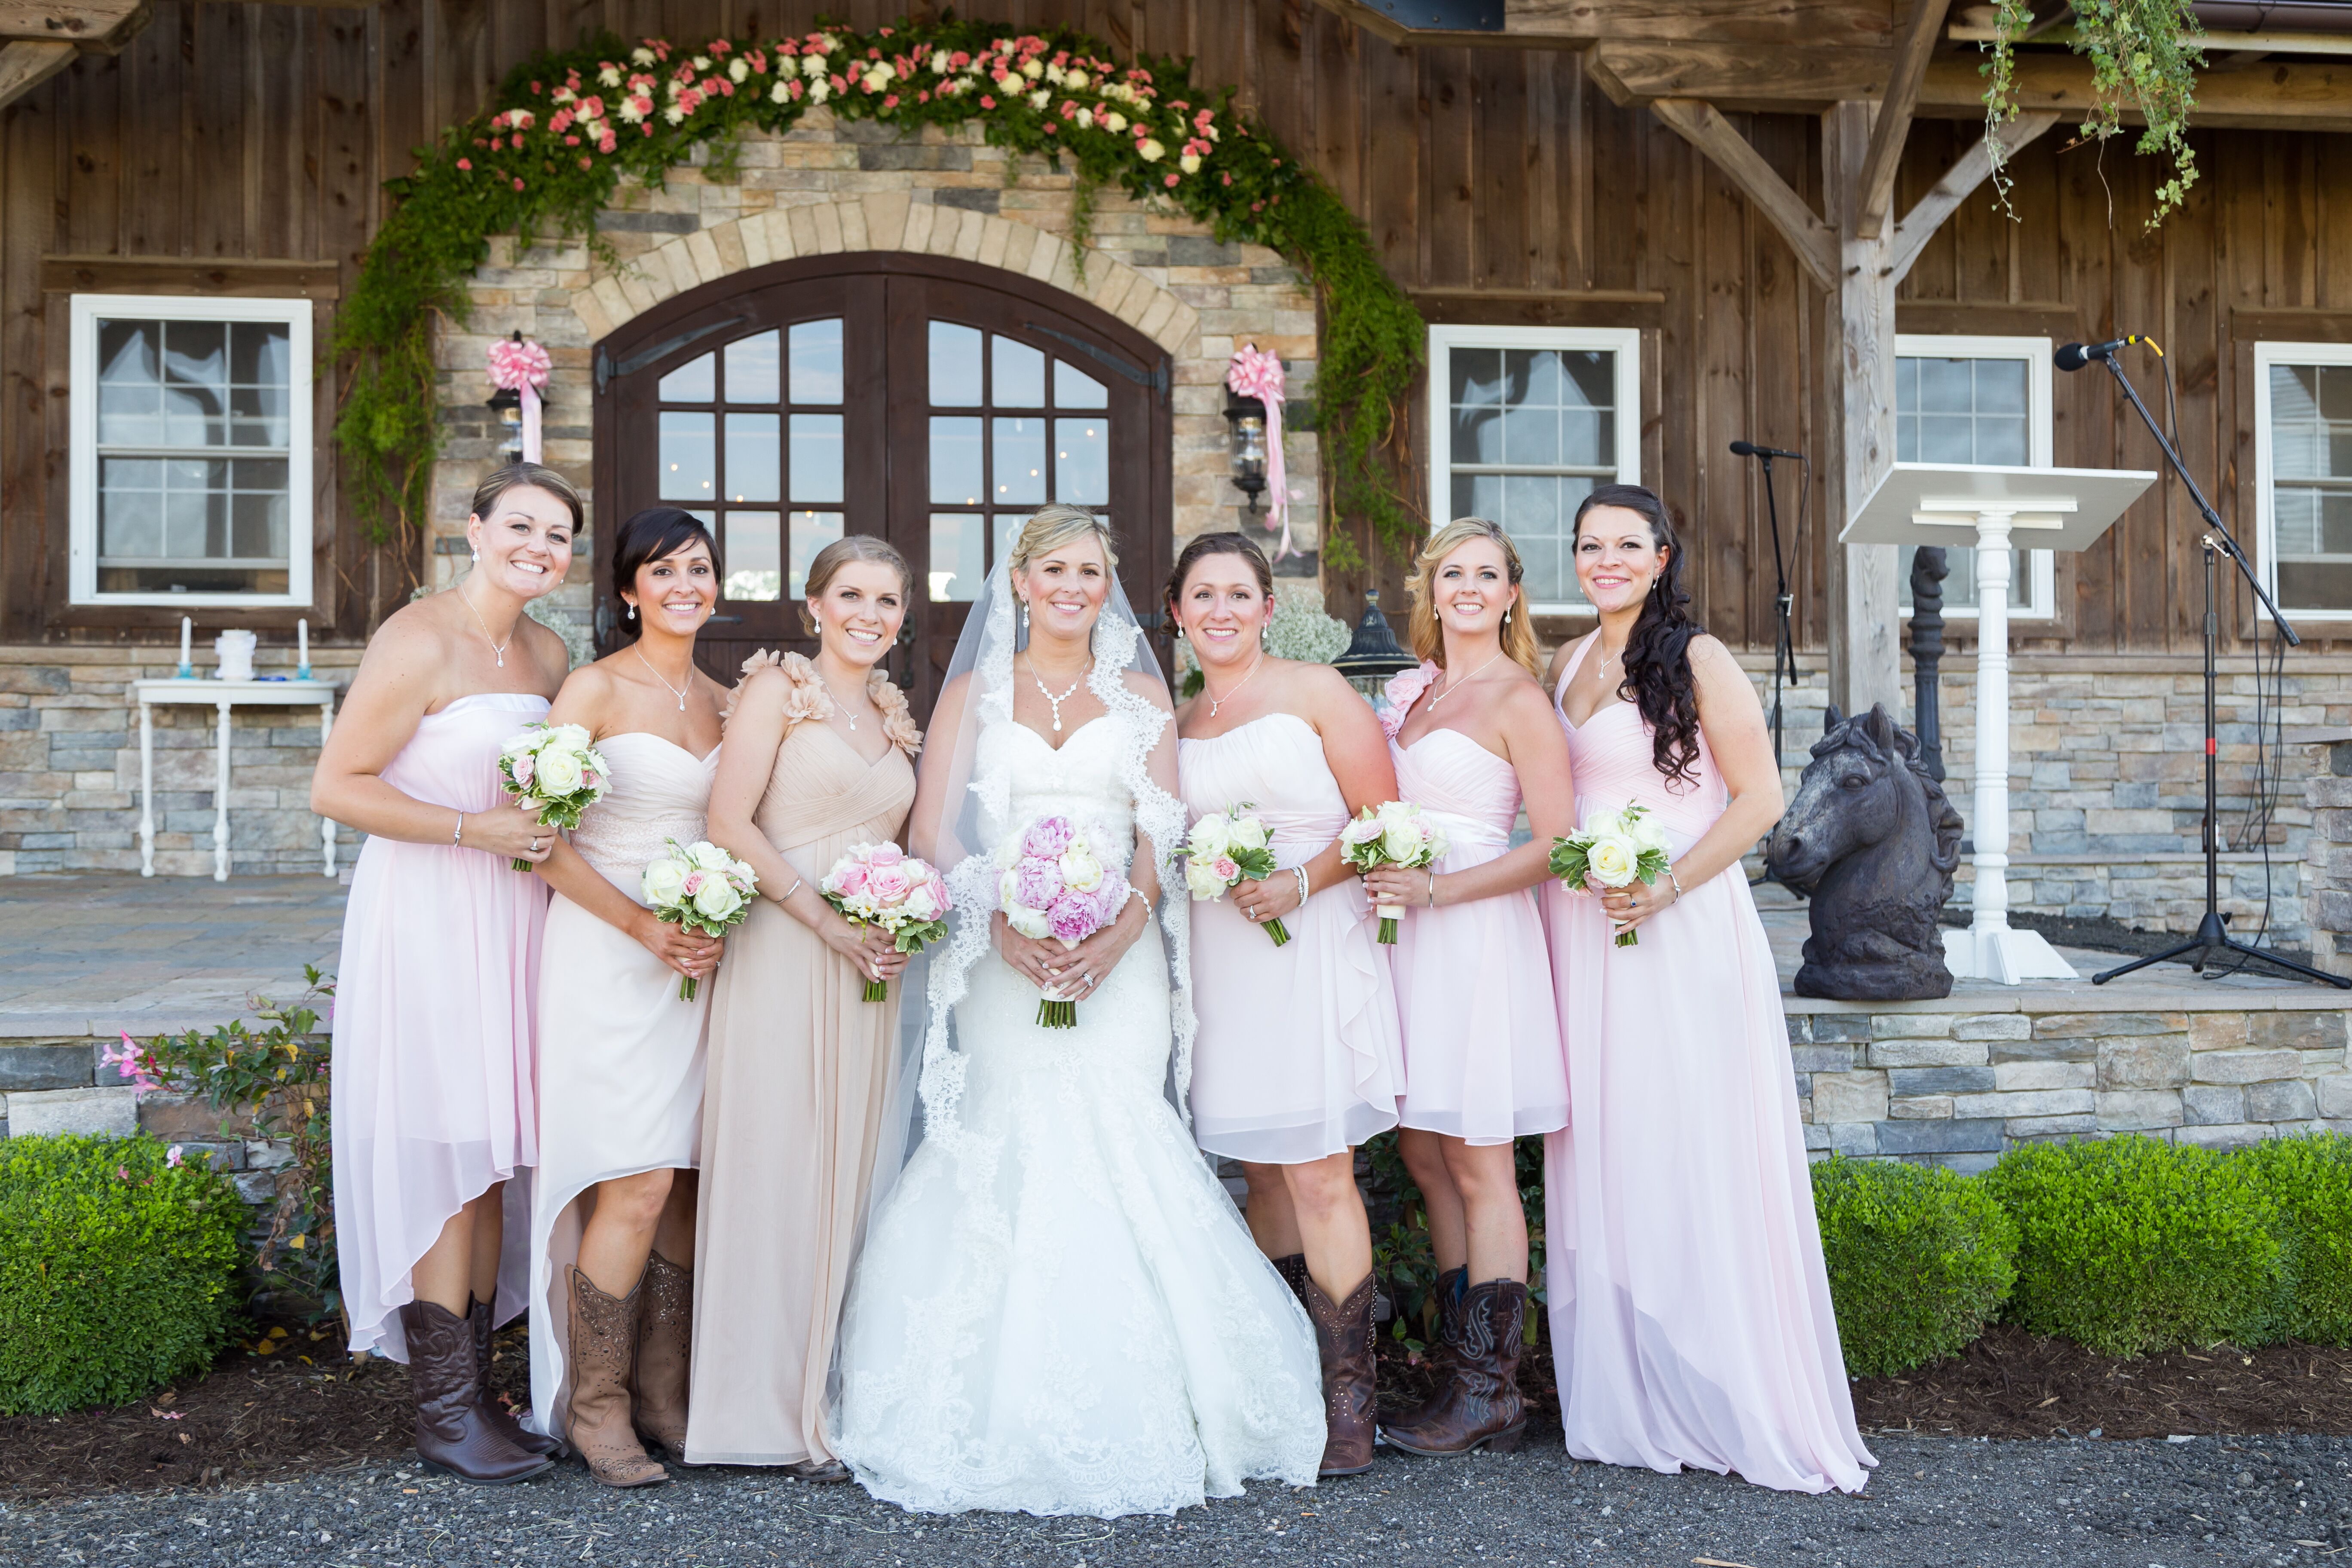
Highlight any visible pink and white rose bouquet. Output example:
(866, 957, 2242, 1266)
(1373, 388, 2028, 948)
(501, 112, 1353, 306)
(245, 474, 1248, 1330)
(641, 838, 758, 999)
(496, 722, 610, 871)
(1179, 805, 1288, 946)
(996, 813, 1129, 1029)
(820, 841, 952, 1002)
(1338, 801, 1449, 944)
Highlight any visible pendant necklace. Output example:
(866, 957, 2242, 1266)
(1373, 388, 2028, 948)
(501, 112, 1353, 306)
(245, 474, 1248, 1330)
(1427, 650, 1504, 712)
(1205, 649, 1265, 720)
(1028, 655, 1090, 732)
(1595, 643, 1626, 685)
(635, 645, 691, 713)
(461, 584, 513, 670)
(824, 676, 862, 731)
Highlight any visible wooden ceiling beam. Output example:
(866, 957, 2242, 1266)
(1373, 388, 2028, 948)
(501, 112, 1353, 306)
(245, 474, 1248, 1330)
(0, 2, 144, 46)
(1888, 110, 2060, 282)
(1853, 0, 1952, 240)
(1587, 39, 1893, 109)
(1917, 52, 2352, 131)
(0, 37, 73, 106)
(1650, 97, 1838, 290)
(1310, 0, 1899, 49)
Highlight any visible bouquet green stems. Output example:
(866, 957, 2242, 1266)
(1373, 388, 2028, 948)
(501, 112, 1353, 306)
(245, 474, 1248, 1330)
(1337, 802, 1449, 944)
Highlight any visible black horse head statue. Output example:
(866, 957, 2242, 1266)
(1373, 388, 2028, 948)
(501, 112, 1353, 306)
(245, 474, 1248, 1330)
(1765, 702, 1963, 1001)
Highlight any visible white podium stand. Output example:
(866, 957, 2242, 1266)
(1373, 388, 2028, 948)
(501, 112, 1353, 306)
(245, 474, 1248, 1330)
(1846, 462, 2154, 984)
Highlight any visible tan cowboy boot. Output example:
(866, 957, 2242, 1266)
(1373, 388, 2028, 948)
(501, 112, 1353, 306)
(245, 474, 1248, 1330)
(630, 1250, 692, 1459)
(564, 1266, 667, 1488)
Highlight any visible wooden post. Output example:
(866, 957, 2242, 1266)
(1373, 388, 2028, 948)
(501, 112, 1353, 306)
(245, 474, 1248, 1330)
(1825, 101, 1904, 720)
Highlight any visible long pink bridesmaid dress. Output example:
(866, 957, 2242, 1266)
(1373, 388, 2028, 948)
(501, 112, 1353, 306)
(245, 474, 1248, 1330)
(332, 692, 549, 1362)
(1542, 633, 1873, 1494)
(1384, 663, 1566, 1144)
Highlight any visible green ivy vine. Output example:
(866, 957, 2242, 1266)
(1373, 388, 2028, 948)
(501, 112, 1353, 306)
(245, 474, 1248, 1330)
(1981, 0, 2205, 223)
(334, 19, 1424, 570)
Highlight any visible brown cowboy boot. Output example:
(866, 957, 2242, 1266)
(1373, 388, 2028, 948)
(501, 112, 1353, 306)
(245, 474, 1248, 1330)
(1385, 1266, 1467, 1430)
(630, 1250, 692, 1459)
(1377, 1278, 1528, 1457)
(1304, 1271, 1379, 1476)
(398, 1299, 554, 1485)
(468, 1295, 561, 1459)
(1271, 1253, 1311, 1308)
(564, 1267, 667, 1488)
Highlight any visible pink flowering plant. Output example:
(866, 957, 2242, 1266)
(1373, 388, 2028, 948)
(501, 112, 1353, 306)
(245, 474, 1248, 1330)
(1179, 805, 1288, 947)
(640, 839, 759, 1000)
(495, 722, 610, 871)
(996, 814, 1128, 1029)
(820, 841, 952, 1002)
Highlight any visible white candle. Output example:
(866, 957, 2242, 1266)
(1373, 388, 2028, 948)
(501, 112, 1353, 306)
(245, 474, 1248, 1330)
(179, 617, 191, 673)
(297, 618, 309, 674)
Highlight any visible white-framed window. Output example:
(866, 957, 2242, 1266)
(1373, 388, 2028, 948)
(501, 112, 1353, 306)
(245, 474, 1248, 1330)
(1425, 324, 1640, 614)
(2254, 341, 2352, 621)
(69, 294, 313, 607)
(1893, 333, 2056, 619)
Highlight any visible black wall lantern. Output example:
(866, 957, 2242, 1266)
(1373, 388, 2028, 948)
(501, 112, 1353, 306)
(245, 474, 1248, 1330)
(1223, 384, 1269, 520)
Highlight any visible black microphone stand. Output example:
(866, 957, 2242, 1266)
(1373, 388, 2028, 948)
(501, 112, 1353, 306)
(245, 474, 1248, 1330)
(1740, 444, 1805, 898)
(2086, 353, 2348, 988)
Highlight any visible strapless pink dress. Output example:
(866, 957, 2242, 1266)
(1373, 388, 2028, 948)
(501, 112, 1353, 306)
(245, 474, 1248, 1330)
(1180, 711, 1401, 1162)
(1387, 693, 1566, 1145)
(331, 692, 550, 1363)
(1542, 634, 1872, 1494)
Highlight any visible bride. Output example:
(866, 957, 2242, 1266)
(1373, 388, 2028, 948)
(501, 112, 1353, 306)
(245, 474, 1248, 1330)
(829, 505, 1327, 1517)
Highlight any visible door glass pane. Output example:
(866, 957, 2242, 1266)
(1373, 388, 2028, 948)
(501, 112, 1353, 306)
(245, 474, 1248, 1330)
(659, 352, 714, 402)
(929, 512, 985, 601)
(931, 416, 983, 505)
(993, 513, 1020, 570)
(790, 413, 845, 502)
(993, 336, 1046, 407)
(930, 322, 983, 407)
(1055, 360, 1108, 409)
(659, 412, 716, 502)
(723, 412, 779, 502)
(1055, 418, 1109, 505)
(724, 512, 781, 601)
(725, 331, 781, 405)
(992, 417, 1046, 504)
(789, 511, 845, 599)
(789, 320, 843, 405)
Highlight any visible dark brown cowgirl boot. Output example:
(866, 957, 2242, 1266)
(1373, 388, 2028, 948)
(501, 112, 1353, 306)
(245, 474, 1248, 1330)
(1377, 1278, 1529, 1457)
(630, 1250, 692, 1459)
(1272, 1253, 1311, 1308)
(469, 1295, 561, 1458)
(1384, 1266, 1467, 1430)
(564, 1267, 667, 1488)
(1304, 1271, 1380, 1476)
(398, 1299, 554, 1485)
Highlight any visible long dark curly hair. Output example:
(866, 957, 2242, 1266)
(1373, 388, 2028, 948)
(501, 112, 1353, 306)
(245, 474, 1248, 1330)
(1574, 483, 1705, 788)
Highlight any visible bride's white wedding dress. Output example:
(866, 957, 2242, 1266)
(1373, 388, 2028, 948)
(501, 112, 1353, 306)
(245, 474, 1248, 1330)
(830, 692, 1326, 1517)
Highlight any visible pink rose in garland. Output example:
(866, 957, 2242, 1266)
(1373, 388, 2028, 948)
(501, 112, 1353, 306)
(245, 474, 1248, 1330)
(996, 813, 1127, 1029)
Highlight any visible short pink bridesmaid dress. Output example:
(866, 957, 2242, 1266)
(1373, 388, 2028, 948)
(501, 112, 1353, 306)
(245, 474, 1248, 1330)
(1384, 663, 1566, 1145)
(1181, 711, 1402, 1161)
(331, 692, 549, 1363)
(1542, 633, 1873, 1494)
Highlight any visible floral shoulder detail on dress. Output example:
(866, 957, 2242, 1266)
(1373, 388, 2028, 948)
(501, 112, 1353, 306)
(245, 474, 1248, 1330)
(721, 649, 832, 730)
(1380, 661, 1441, 739)
(866, 669, 924, 757)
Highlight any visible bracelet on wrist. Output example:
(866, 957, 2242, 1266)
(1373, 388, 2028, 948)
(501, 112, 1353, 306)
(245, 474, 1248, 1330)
(1291, 865, 1309, 906)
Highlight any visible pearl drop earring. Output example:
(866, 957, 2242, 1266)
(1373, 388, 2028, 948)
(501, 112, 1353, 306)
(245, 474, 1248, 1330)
(626, 602, 636, 621)
(470, 549, 480, 564)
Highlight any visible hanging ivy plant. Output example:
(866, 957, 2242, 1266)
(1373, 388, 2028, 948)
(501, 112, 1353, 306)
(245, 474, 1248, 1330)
(1981, 0, 2205, 223)
(334, 20, 1423, 571)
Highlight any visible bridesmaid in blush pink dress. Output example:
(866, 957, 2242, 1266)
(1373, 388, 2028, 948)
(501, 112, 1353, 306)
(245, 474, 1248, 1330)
(312, 464, 585, 1486)
(1543, 484, 1872, 1495)
(1362, 518, 1575, 1460)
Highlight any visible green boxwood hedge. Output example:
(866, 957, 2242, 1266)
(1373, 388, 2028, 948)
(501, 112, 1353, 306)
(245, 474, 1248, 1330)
(0, 1133, 247, 1415)
(1811, 1154, 2018, 1376)
(2236, 1133, 2352, 1345)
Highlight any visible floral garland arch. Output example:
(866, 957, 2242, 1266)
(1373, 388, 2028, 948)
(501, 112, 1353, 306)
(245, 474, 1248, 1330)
(335, 18, 1424, 572)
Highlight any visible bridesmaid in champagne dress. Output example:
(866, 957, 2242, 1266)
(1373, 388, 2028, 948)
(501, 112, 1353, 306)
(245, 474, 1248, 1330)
(1362, 518, 1575, 1460)
(1543, 484, 1873, 1495)
(1170, 533, 1403, 1477)
(526, 510, 730, 1488)
(689, 536, 921, 1478)
(312, 464, 582, 1485)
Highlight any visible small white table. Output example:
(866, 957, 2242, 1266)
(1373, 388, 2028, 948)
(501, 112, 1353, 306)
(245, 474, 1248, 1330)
(132, 678, 341, 881)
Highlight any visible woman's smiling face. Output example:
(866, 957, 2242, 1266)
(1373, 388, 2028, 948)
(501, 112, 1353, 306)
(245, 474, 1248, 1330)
(1014, 533, 1112, 643)
(466, 484, 576, 599)
(810, 559, 908, 668)
(1431, 535, 1517, 638)
(1173, 552, 1268, 670)
(626, 539, 717, 637)
(1573, 503, 1667, 614)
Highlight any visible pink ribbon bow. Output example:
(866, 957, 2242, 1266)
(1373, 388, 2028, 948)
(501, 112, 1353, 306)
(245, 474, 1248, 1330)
(1225, 343, 1291, 558)
(487, 336, 554, 464)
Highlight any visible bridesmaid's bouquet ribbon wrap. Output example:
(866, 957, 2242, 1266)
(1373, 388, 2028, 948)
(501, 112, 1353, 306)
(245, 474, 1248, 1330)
(486, 335, 552, 464)
(997, 813, 1129, 1029)
(642, 838, 758, 999)
(820, 841, 951, 1002)
(1179, 805, 1288, 947)
(1338, 801, 1448, 945)
(1551, 801, 1674, 948)
(496, 722, 609, 871)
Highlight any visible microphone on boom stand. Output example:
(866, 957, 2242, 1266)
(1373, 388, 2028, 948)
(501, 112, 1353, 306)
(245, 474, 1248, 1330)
(1732, 437, 1807, 899)
(2050, 336, 2347, 987)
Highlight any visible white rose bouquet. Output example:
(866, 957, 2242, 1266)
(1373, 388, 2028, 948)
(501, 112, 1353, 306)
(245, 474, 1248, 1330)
(1550, 801, 1674, 947)
(819, 841, 952, 1001)
(496, 722, 610, 871)
(997, 813, 1129, 1029)
(640, 838, 758, 998)
(1337, 801, 1449, 945)
(1179, 805, 1289, 946)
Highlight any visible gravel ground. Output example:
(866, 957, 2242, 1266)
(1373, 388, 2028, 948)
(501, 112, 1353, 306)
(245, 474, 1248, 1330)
(4, 1427, 2348, 1568)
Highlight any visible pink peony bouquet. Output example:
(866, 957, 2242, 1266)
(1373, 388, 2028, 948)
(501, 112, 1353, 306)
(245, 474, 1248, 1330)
(820, 841, 952, 1002)
(1179, 805, 1288, 946)
(641, 839, 758, 1000)
(496, 722, 610, 871)
(996, 813, 1129, 1029)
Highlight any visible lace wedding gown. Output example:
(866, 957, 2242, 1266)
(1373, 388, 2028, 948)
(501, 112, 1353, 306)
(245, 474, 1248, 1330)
(829, 710, 1326, 1518)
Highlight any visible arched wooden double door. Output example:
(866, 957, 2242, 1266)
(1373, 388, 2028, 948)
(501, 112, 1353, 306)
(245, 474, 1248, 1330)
(592, 253, 1172, 716)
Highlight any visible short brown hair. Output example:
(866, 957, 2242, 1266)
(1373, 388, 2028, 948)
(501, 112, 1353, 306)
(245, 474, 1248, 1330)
(1164, 531, 1273, 617)
(469, 462, 584, 532)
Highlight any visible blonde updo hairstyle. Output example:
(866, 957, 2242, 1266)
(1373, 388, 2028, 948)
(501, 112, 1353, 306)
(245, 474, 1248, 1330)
(1406, 516, 1543, 676)
(1008, 502, 1121, 578)
(798, 533, 914, 636)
